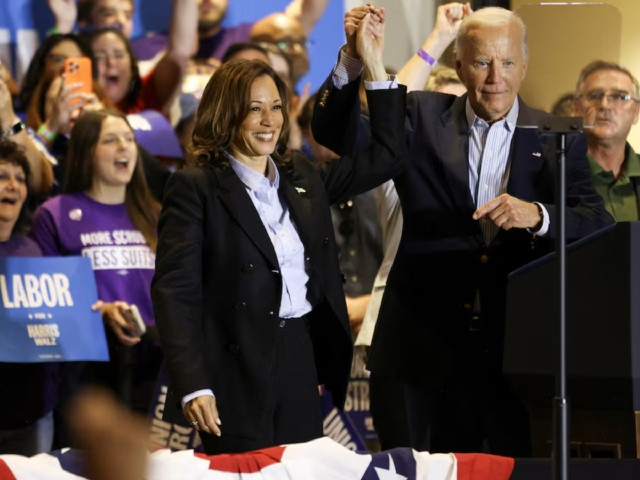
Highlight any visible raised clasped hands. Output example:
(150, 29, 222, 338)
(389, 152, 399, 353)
(343, 4, 387, 81)
(344, 4, 385, 60)
(356, 10, 385, 70)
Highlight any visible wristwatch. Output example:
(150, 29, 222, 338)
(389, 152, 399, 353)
(1, 121, 25, 138)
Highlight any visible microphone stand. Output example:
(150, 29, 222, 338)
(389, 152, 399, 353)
(520, 116, 584, 480)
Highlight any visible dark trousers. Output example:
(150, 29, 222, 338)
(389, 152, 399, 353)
(369, 331, 532, 457)
(200, 316, 323, 454)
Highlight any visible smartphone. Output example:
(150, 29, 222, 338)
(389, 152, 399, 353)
(64, 57, 93, 105)
(123, 304, 146, 337)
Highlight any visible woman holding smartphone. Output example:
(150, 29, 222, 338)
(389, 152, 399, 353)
(30, 109, 162, 415)
(87, 0, 196, 118)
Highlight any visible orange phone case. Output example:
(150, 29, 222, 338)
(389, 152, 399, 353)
(64, 57, 92, 104)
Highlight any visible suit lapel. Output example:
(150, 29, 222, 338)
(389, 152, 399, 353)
(507, 99, 548, 200)
(279, 165, 315, 253)
(437, 95, 476, 209)
(216, 166, 279, 268)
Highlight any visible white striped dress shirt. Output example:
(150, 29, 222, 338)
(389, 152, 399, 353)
(466, 99, 519, 244)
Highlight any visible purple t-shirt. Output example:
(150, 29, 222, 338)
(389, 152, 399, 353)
(132, 23, 253, 61)
(30, 192, 156, 327)
(0, 234, 42, 256)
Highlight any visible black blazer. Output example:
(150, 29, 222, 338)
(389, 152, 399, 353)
(312, 76, 614, 384)
(151, 87, 406, 439)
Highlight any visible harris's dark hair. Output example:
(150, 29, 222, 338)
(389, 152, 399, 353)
(190, 59, 291, 167)
(0, 140, 32, 235)
(86, 27, 141, 111)
(65, 109, 159, 251)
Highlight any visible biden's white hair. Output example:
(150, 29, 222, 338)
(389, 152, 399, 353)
(455, 7, 528, 62)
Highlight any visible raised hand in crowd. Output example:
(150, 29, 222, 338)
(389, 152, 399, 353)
(0, 61, 19, 97)
(46, 0, 78, 34)
(0, 79, 53, 194)
(434, 2, 472, 44)
(284, 0, 331, 37)
(398, 2, 472, 92)
(40, 76, 104, 146)
(0, 79, 22, 135)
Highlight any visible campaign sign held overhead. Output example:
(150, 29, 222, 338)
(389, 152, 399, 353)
(0, 256, 109, 363)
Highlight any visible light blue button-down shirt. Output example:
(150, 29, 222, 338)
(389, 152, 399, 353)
(181, 154, 313, 408)
(229, 154, 312, 319)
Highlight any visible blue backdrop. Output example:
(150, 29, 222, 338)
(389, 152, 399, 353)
(0, 0, 344, 93)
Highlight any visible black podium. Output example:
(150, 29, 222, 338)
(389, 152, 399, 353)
(504, 222, 640, 458)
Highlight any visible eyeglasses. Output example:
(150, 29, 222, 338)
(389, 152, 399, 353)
(580, 90, 640, 107)
(274, 37, 309, 52)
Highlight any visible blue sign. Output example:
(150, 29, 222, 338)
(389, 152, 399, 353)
(0, 256, 109, 363)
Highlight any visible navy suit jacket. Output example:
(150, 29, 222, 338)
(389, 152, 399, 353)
(312, 76, 614, 383)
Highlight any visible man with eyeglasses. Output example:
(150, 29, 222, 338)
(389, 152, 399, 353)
(250, 12, 309, 86)
(573, 60, 640, 221)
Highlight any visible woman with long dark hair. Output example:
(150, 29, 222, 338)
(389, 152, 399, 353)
(87, 0, 196, 118)
(20, 34, 110, 148)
